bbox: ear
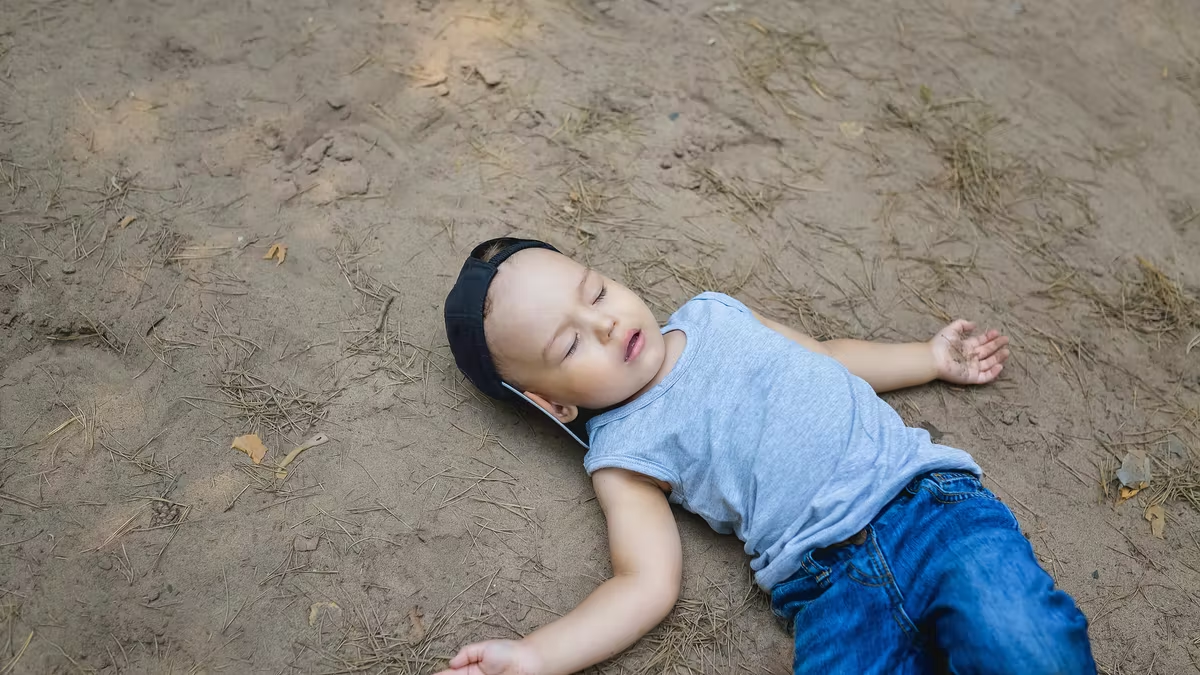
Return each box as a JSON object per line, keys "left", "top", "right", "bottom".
{"left": 523, "top": 391, "right": 579, "bottom": 424}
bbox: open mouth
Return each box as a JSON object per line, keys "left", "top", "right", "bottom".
{"left": 624, "top": 329, "right": 643, "bottom": 362}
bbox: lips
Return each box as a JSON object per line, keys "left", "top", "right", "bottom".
{"left": 624, "top": 329, "right": 643, "bottom": 362}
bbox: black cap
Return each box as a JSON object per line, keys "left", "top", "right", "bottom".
{"left": 444, "top": 237, "right": 590, "bottom": 447}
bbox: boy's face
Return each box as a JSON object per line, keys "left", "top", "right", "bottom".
{"left": 484, "top": 248, "right": 665, "bottom": 416}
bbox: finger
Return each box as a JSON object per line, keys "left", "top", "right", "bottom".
{"left": 951, "top": 319, "right": 976, "bottom": 336}
{"left": 973, "top": 334, "right": 1009, "bottom": 359}
{"left": 975, "top": 349, "right": 1009, "bottom": 373}
{"left": 975, "top": 363, "right": 1003, "bottom": 383}
{"left": 449, "top": 643, "right": 491, "bottom": 669}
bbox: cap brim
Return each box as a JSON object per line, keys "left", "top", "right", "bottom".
{"left": 502, "top": 382, "right": 589, "bottom": 449}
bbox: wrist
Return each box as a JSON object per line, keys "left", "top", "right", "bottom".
{"left": 513, "top": 638, "right": 548, "bottom": 675}
{"left": 925, "top": 339, "right": 944, "bottom": 381}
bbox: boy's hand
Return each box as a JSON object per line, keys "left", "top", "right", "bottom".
{"left": 435, "top": 640, "right": 541, "bottom": 675}
{"left": 930, "top": 320, "right": 1010, "bottom": 385}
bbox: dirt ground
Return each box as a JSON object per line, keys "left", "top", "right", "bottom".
{"left": 2, "top": 0, "right": 1200, "bottom": 672}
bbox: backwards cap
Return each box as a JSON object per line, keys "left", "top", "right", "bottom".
{"left": 443, "top": 237, "right": 589, "bottom": 447}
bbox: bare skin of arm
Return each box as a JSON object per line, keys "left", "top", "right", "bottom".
{"left": 752, "top": 312, "right": 1010, "bottom": 393}
{"left": 435, "top": 468, "right": 681, "bottom": 675}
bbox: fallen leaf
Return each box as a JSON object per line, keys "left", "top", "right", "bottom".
{"left": 231, "top": 434, "right": 268, "bottom": 464}
{"left": 118, "top": 215, "right": 137, "bottom": 229}
{"left": 263, "top": 242, "right": 287, "bottom": 265}
{"left": 838, "top": 121, "right": 864, "bottom": 139}
{"left": 408, "top": 606, "right": 426, "bottom": 643}
{"left": 1144, "top": 504, "right": 1166, "bottom": 538}
{"left": 1116, "top": 486, "right": 1140, "bottom": 505}
{"left": 309, "top": 601, "right": 340, "bottom": 626}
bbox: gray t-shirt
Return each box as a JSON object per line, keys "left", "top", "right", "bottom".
{"left": 583, "top": 292, "right": 981, "bottom": 591}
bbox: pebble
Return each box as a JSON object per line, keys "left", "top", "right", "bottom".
{"left": 61, "top": 263, "right": 76, "bottom": 275}
{"left": 660, "top": 159, "right": 673, "bottom": 170}
{"left": 434, "top": 83, "right": 450, "bottom": 97}
{"left": 475, "top": 64, "right": 503, "bottom": 87}
{"left": 673, "top": 148, "right": 685, "bottom": 158}
{"left": 98, "top": 558, "right": 113, "bottom": 570}
{"left": 326, "top": 95, "right": 348, "bottom": 110}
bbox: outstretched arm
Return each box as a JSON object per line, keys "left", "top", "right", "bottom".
{"left": 435, "top": 468, "right": 681, "bottom": 675}
{"left": 754, "top": 312, "right": 1009, "bottom": 393}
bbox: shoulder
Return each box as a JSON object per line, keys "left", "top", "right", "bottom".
{"left": 670, "top": 292, "right": 753, "bottom": 323}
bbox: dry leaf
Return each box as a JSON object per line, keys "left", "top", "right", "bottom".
{"left": 309, "top": 601, "right": 340, "bottom": 626}
{"left": 117, "top": 215, "right": 137, "bottom": 229}
{"left": 408, "top": 606, "right": 426, "bottom": 643}
{"left": 231, "top": 434, "right": 268, "bottom": 464}
{"left": 1116, "top": 486, "right": 1140, "bottom": 505}
{"left": 263, "top": 243, "right": 287, "bottom": 265}
{"left": 838, "top": 121, "right": 864, "bottom": 139}
{"left": 1144, "top": 504, "right": 1166, "bottom": 538}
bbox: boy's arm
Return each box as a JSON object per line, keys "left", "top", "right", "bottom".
{"left": 753, "top": 312, "right": 1009, "bottom": 393}
{"left": 436, "top": 468, "right": 682, "bottom": 675}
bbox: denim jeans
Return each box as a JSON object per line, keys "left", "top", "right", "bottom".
{"left": 771, "top": 471, "right": 1095, "bottom": 675}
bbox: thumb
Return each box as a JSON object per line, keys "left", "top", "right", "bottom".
{"left": 449, "top": 641, "right": 495, "bottom": 669}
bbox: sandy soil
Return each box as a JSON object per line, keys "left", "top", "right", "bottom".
{"left": 2, "top": 0, "right": 1200, "bottom": 672}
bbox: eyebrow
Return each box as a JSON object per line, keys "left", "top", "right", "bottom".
{"left": 540, "top": 269, "right": 592, "bottom": 363}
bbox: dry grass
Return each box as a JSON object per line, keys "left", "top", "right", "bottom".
{"left": 312, "top": 602, "right": 454, "bottom": 674}
{"left": 1063, "top": 257, "right": 1200, "bottom": 337}
{"left": 884, "top": 93, "right": 1093, "bottom": 239}
{"left": 1144, "top": 462, "right": 1200, "bottom": 513}
{"left": 693, "top": 167, "right": 780, "bottom": 217}
{"left": 626, "top": 578, "right": 761, "bottom": 674}
{"left": 622, "top": 248, "right": 755, "bottom": 318}
{"left": 720, "top": 14, "right": 830, "bottom": 119}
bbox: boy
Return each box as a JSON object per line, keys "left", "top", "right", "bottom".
{"left": 437, "top": 237, "right": 1095, "bottom": 675}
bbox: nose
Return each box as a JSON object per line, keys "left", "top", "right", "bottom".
{"left": 587, "top": 309, "right": 617, "bottom": 342}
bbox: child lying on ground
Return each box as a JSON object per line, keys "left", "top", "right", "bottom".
{"left": 436, "top": 237, "right": 1095, "bottom": 675}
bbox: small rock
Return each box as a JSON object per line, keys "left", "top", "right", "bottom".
{"left": 475, "top": 64, "right": 503, "bottom": 87}
{"left": 294, "top": 535, "right": 320, "bottom": 552}
{"left": 434, "top": 83, "right": 450, "bottom": 97}
{"left": 330, "top": 162, "right": 370, "bottom": 195}
{"left": 659, "top": 158, "right": 673, "bottom": 170}
{"left": 1092, "top": 570, "right": 1099, "bottom": 579}
{"left": 673, "top": 148, "right": 685, "bottom": 159}
{"left": 326, "top": 95, "right": 348, "bottom": 110}
{"left": 98, "top": 558, "right": 113, "bottom": 571}
{"left": 595, "top": 0, "right": 613, "bottom": 13}
{"left": 1117, "top": 451, "right": 1151, "bottom": 489}
{"left": 146, "top": 589, "right": 161, "bottom": 603}
{"left": 301, "top": 137, "right": 333, "bottom": 165}
{"left": 61, "top": 263, "right": 76, "bottom": 275}
{"left": 417, "top": 0, "right": 436, "bottom": 9}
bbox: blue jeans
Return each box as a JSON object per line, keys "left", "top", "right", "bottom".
{"left": 771, "top": 471, "right": 1095, "bottom": 675}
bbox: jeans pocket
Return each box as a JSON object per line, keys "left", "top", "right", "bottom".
{"left": 919, "top": 471, "right": 996, "bottom": 504}
{"left": 771, "top": 553, "right": 832, "bottom": 627}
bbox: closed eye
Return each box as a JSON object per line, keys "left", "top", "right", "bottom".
{"left": 564, "top": 334, "right": 579, "bottom": 360}
{"left": 594, "top": 285, "right": 607, "bottom": 303}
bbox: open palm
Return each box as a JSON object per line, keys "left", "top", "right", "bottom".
{"left": 930, "top": 320, "right": 1010, "bottom": 385}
